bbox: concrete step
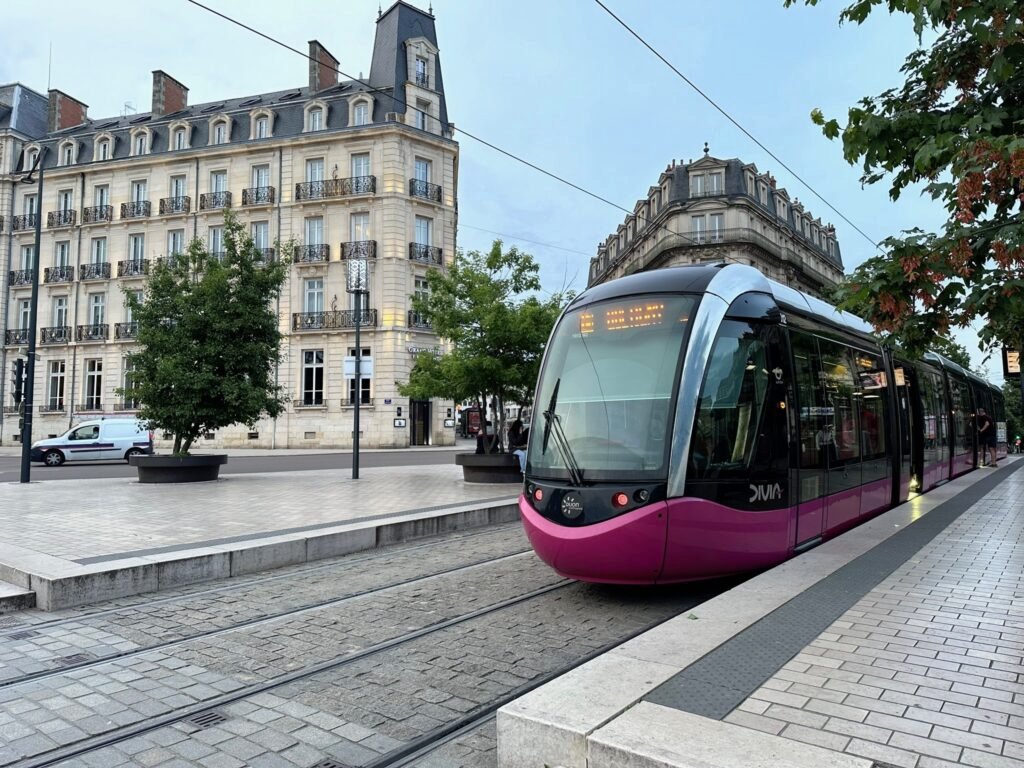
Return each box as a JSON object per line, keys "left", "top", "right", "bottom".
{"left": 0, "top": 579, "right": 35, "bottom": 613}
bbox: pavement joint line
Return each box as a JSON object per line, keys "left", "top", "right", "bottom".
{"left": 0, "top": 549, "right": 535, "bottom": 690}
{"left": 12, "top": 578, "right": 573, "bottom": 768}
{"left": 72, "top": 495, "right": 519, "bottom": 564}
{"left": 0, "top": 523, "right": 522, "bottom": 635}
{"left": 644, "top": 459, "right": 1024, "bottom": 721}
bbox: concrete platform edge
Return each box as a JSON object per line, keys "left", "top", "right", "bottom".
{"left": 2, "top": 498, "right": 519, "bottom": 611}
{"left": 496, "top": 460, "right": 1017, "bottom": 768}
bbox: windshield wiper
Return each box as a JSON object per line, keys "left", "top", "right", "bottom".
{"left": 541, "top": 379, "right": 584, "bottom": 486}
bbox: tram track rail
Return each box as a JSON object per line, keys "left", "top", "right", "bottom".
{"left": 0, "top": 548, "right": 534, "bottom": 691}
{"left": 10, "top": 579, "right": 575, "bottom": 768}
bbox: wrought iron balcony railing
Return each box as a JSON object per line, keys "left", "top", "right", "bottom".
{"left": 118, "top": 259, "right": 149, "bottom": 278}
{"left": 688, "top": 187, "right": 728, "bottom": 200}
{"left": 294, "top": 175, "right": 376, "bottom": 201}
{"left": 409, "top": 179, "right": 443, "bottom": 203}
{"left": 48, "top": 209, "right": 76, "bottom": 228}
{"left": 4, "top": 329, "right": 29, "bottom": 346}
{"left": 8, "top": 269, "right": 34, "bottom": 286}
{"left": 409, "top": 243, "right": 443, "bottom": 265}
{"left": 12, "top": 214, "right": 37, "bottom": 231}
{"left": 44, "top": 266, "right": 74, "bottom": 284}
{"left": 408, "top": 310, "right": 432, "bottom": 330}
{"left": 3, "top": 405, "right": 22, "bottom": 415}
{"left": 157, "top": 255, "right": 181, "bottom": 269}
{"left": 114, "top": 402, "right": 141, "bottom": 412}
{"left": 76, "top": 324, "right": 109, "bottom": 342}
{"left": 242, "top": 187, "right": 275, "bottom": 205}
{"left": 291, "top": 309, "right": 377, "bottom": 331}
{"left": 121, "top": 201, "right": 151, "bottom": 219}
{"left": 80, "top": 262, "right": 111, "bottom": 281}
{"left": 295, "top": 244, "right": 330, "bottom": 264}
{"left": 340, "top": 240, "right": 377, "bottom": 260}
{"left": 115, "top": 321, "right": 139, "bottom": 340}
{"left": 200, "top": 191, "right": 232, "bottom": 210}
{"left": 415, "top": 72, "right": 429, "bottom": 88}
{"left": 255, "top": 248, "right": 276, "bottom": 263}
{"left": 82, "top": 205, "right": 113, "bottom": 224}
{"left": 159, "top": 196, "right": 191, "bottom": 215}
{"left": 40, "top": 403, "right": 65, "bottom": 414}
{"left": 77, "top": 401, "right": 102, "bottom": 412}
{"left": 40, "top": 326, "right": 71, "bottom": 345}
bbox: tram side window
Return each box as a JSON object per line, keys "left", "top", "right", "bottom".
{"left": 932, "top": 372, "right": 949, "bottom": 449}
{"left": 918, "top": 369, "right": 938, "bottom": 466}
{"left": 791, "top": 331, "right": 826, "bottom": 501}
{"left": 950, "top": 378, "right": 972, "bottom": 455}
{"left": 689, "top": 321, "right": 788, "bottom": 479}
{"left": 818, "top": 340, "right": 861, "bottom": 464}
{"left": 855, "top": 351, "right": 889, "bottom": 483}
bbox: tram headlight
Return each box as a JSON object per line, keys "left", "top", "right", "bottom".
{"left": 612, "top": 492, "right": 629, "bottom": 508}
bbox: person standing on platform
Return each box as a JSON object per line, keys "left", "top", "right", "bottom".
{"left": 976, "top": 407, "right": 997, "bottom": 467}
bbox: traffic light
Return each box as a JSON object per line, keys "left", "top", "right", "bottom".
{"left": 10, "top": 359, "right": 24, "bottom": 406}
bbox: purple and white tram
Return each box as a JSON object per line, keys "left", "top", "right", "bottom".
{"left": 520, "top": 264, "right": 1007, "bottom": 584}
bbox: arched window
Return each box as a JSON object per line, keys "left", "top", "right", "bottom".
{"left": 23, "top": 146, "right": 39, "bottom": 172}
{"left": 129, "top": 128, "right": 151, "bottom": 157}
{"left": 213, "top": 121, "right": 228, "bottom": 144}
{"left": 59, "top": 141, "right": 76, "bottom": 166}
{"left": 249, "top": 109, "right": 274, "bottom": 140}
{"left": 354, "top": 102, "right": 368, "bottom": 126}
{"left": 93, "top": 133, "right": 113, "bottom": 162}
{"left": 304, "top": 100, "right": 328, "bottom": 133}
{"left": 174, "top": 129, "right": 186, "bottom": 150}
{"left": 169, "top": 120, "right": 191, "bottom": 151}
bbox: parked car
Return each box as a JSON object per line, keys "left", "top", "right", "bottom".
{"left": 30, "top": 418, "right": 154, "bottom": 466}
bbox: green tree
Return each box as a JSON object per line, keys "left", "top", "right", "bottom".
{"left": 1004, "top": 379, "right": 1023, "bottom": 448}
{"left": 398, "top": 240, "right": 568, "bottom": 453}
{"left": 120, "top": 210, "right": 289, "bottom": 455}
{"left": 791, "top": 0, "right": 1024, "bottom": 359}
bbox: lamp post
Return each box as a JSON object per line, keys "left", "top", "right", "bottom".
{"left": 346, "top": 257, "right": 368, "bottom": 479}
{"left": 18, "top": 147, "right": 47, "bottom": 484}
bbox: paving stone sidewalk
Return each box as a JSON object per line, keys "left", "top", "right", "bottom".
{"left": 728, "top": 467, "right": 1024, "bottom": 767}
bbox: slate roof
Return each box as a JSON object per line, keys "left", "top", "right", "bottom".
{"left": 0, "top": 83, "right": 48, "bottom": 138}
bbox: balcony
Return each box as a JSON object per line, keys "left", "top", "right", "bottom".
{"left": 76, "top": 324, "right": 109, "bottom": 342}
{"left": 121, "top": 201, "right": 151, "bottom": 219}
{"left": 48, "top": 209, "right": 76, "bottom": 228}
{"left": 295, "top": 244, "right": 330, "bottom": 264}
{"left": 44, "top": 266, "right": 74, "bottom": 284}
{"left": 157, "top": 255, "right": 182, "bottom": 270}
{"left": 114, "top": 402, "right": 140, "bottom": 412}
{"left": 242, "top": 187, "right": 275, "bottom": 206}
{"left": 115, "top": 322, "right": 139, "bottom": 340}
{"left": 82, "top": 205, "right": 113, "bottom": 224}
{"left": 291, "top": 308, "right": 377, "bottom": 331}
{"left": 200, "top": 191, "right": 232, "bottom": 210}
{"left": 40, "top": 403, "right": 66, "bottom": 414}
{"left": 409, "top": 179, "right": 443, "bottom": 203}
{"left": 118, "top": 259, "right": 149, "bottom": 278}
{"left": 40, "top": 326, "right": 71, "bottom": 345}
{"left": 255, "top": 247, "right": 277, "bottom": 263}
{"left": 340, "top": 240, "right": 377, "bottom": 260}
{"left": 77, "top": 402, "right": 103, "bottom": 413}
{"left": 408, "top": 310, "right": 432, "bottom": 330}
{"left": 12, "top": 214, "right": 37, "bottom": 231}
{"left": 3, "top": 405, "right": 20, "bottom": 416}
{"left": 415, "top": 71, "right": 430, "bottom": 88}
{"left": 4, "top": 329, "right": 29, "bottom": 346}
{"left": 409, "top": 243, "right": 443, "bottom": 265}
{"left": 689, "top": 187, "right": 728, "bottom": 200}
{"left": 294, "top": 175, "right": 376, "bottom": 201}
{"left": 80, "top": 262, "right": 111, "bottom": 281}
{"left": 159, "top": 196, "right": 191, "bottom": 215}
{"left": 8, "top": 269, "right": 34, "bottom": 286}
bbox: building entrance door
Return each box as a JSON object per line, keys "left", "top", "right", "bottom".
{"left": 411, "top": 400, "right": 431, "bottom": 446}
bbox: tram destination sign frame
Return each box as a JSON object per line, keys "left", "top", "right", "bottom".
{"left": 1003, "top": 346, "right": 1020, "bottom": 379}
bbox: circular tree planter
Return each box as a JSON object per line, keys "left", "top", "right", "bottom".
{"left": 455, "top": 452, "right": 523, "bottom": 484}
{"left": 129, "top": 454, "right": 228, "bottom": 484}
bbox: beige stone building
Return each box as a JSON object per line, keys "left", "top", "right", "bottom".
{"left": 588, "top": 147, "right": 844, "bottom": 294}
{"left": 1, "top": 1, "right": 460, "bottom": 450}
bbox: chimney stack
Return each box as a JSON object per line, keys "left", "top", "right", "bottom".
{"left": 47, "top": 90, "right": 88, "bottom": 132}
{"left": 152, "top": 71, "right": 189, "bottom": 117}
{"left": 308, "top": 41, "right": 339, "bottom": 92}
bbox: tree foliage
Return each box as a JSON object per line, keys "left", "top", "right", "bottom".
{"left": 120, "top": 210, "right": 289, "bottom": 455}
{"left": 398, "top": 240, "right": 569, "bottom": 452}
{"left": 790, "top": 0, "right": 1024, "bottom": 356}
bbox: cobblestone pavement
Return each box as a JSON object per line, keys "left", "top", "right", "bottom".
{"left": 0, "top": 524, "right": 722, "bottom": 767}
{"left": 728, "top": 466, "right": 1024, "bottom": 768}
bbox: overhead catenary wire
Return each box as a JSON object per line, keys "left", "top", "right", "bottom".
{"left": 592, "top": 0, "right": 884, "bottom": 254}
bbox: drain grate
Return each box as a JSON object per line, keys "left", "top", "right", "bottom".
{"left": 8, "top": 630, "right": 39, "bottom": 640}
{"left": 56, "top": 653, "right": 95, "bottom": 666}
{"left": 313, "top": 760, "right": 350, "bottom": 768}
{"left": 185, "top": 710, "right": 228, "bottom": 729}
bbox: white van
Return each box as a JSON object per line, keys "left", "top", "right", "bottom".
{"left": 30, "top": 418, "right": 154, "bottom": 466}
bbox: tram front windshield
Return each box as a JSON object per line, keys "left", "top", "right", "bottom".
{"left": 527, "top": 295, "right": 695, "bottom": 482}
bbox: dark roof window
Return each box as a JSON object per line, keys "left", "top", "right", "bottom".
{"left": 277, "top": 90, "right": 302, "bottom": 102}
{"left": 239, "top": 97, "right": 262, "bottom": 106}
{"left": 129, "top": 115, "right": 151, "bottom": 124}
{"left": 163, "top": 109, "right": 190, "bottom": 119}
{"left": 97, "top": 120, "right": 119, "bottom": 129}
{"left": 201, "top": 103, "right": 225, "bottom": 113}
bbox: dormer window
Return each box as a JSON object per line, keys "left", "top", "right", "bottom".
{"left": 25, "top": 148, "right": 39, "bottom": 170}
{"left": 60, "top": 142, "right": 75, "bottom": 166}
{"left": 213, "top": 121, "right": 228, "bottom": 144}
{"left": 354, "top": 103, "right": 368, "bottom": 126}
{"left": 174, "top": 129, "right": 186, "bottom": 150}
{"left": 304, "top": 100, "right": 329, "bottom": 133}
{"left": 256, "top": 116, "right": 268, "bottom": 138}
{"left": 249, "top": 109, "right": 273, "bottom": 140}
{"left": 98, "top": 140, "right": 109, "bottom": 160}
{"left": 169, "top": 120, "right": 191, "bottom": 150}
{"left": 130, "top": 128, "right": 151, "bottom": 157}
{"left": 92, "top": 133, "right": 113, "bottom": 162}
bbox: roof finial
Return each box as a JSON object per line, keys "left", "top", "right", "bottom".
{"left": 378, "top": 3, "right": 382, "bottom": 18}
{"left": 703, "top": 141, "right": 709, "bottom": 156}
{"left": 429, "top": 1, "right": 433, "bottom": 13}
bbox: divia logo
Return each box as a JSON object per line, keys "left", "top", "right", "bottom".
{"left": 749, "top": 483, "right": 783, "bottom": 503}
{"left": 561, "top": 493, "right": 584, "bottom": 520}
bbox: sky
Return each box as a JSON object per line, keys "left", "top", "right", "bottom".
{"left": 0, "top": 0, "right": 1001, "bottom": 382}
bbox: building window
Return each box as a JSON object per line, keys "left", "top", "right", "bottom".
{"left": 412, "top": 276, "right": 429, "bottom": 326}
{"left": 308, "top": 107, "right": 323, "bottom": 132}
{"left": 691, "top": 215, "right": 706, "bottom": 243}
{"left": 709, "top": 173, "right": 723, "bottom": 193}
{"left": 302, "top": 350, "right": 324, "bottom": 406}
{"left": 209, "top": 226, "right": 224, "bottom": 255}
{"left": 58, "top": 189, "right": 73, "bottom": 212}
{"left": 129, "top": 234, "right": 145, "bottom": 264}
{"left": 91, "top": 237, "right": 107, "bottom": 264}
{"left": 415, "top": 215, "right": 432, "bottom": 245}
{"left": 48, "top": 361, "right": 66, "bottom": 411}
{"left": 213, "top": 121, "right": 228, "bottom": 144}
{"left": 347, "top": 347, "right": 372, "bottom": 405}
{"left": 89, "top": 293, "right": 105, "bottom": 326}
{"left": 53, "top": 296, "right": 68, "bottom": 328}
{"left": 351, "top": 153, "right": 370, "bottom": 179}
{"left": 255, "top": 116, "right": 269, "bottom": 139}
{"left": 416, "top": 57, "right": 428, "bottom": 86}
{"left": 353, "top": 102, "right": 369, "bottom": 126}
{"left": 305, "top": 216, "right": 324, "bottom": 247}
{"left": 758, "top": 184, "right": 767, "bottom": 204}
{"left": 251, "top": 221, "right": 269, "bottom": 250}
{"left": 20, "top": 245, "right": 34, "bottom": 271}
{"left": 130, "top": 180, "right": 147, "bottom": 203}
{"left": 350, "top": 212, "right": 369, "bottom": 243}
{"left": 125, "top": 290, "right": 143, "bottom": 323}
{"left": 55, "top": 241, "right": 70, "bottom": 268}
{"left": 24, "top": 194, "right": 37, "bottom": 215}
{"left": 18, "top": 299, "right": 30, "bottom": 330}
{"left": 210, "top": 170, "right": 227, "bottom": 193}
{"left": 97, "top": 140, "right": 110, "bottom": 161}
{"left": 710, "top": 213, "right": 725, "bottom": 242}
{"left": 414, "top": 157, "right": 431, "bottom": 183}
{"left": 123, "top": 359, "right": 140, "bottom": 409}
{"left": 415, "top": 99, "right": 429, "bottom": 131}
{"left": 61, "top": 143, "right": 74, "bottom": 166}
{"left": 174, "top": 128, "right": 187, "bottom": 150}
{"left": 168, "top": 229, "right": 185, "bottom": 256}
{"left": 85, "top": 359, "right": 103, "bottom": 410}
{"left": 94, "top": 185, "right": 110, "bottom": 207}
{"left": 252, "top": 164, "right": 270, "bottom": 189}
{"left": 690, "top": 173, "right": 705, "bottom": 196}
{"left": 170, "top": 174, "right": 187, "bottom": 199}
{"left": 306, "top": 157, "right": 324, "bottom": 183}
{"left": 303, "top": 278, "right": 324, "bottom": 314}
{"left": 134, "top": 133, "right": 147, "bottom": 156}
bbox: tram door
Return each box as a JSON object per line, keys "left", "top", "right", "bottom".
{"left": 893, "top": 362, "right": 917, "bottom": 502}
{"left": 410, "top": 400, "right": 431, "bottom": 445}
{"left": 791, "top": 332, "right": 827, "bottom": 546}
